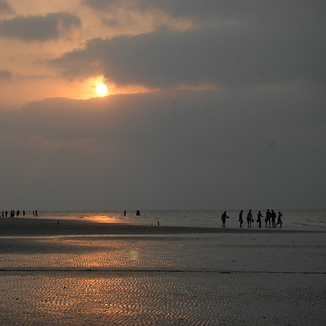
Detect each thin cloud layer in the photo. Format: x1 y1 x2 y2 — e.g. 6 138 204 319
0 12 81 41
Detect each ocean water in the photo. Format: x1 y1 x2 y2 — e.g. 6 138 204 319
26 209 326 230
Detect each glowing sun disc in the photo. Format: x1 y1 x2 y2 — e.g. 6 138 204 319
96 83 108 95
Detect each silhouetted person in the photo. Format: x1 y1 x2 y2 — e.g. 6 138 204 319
271 210 276 227
275 212 283 228
247 210 253 227
239 210 243 227
35 210 38 216
136 210 140 216
221 211 228 228
23 211 25 216
123 210 126 216
257 211 263 228
265 209 271 227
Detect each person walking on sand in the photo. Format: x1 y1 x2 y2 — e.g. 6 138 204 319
275 211 283 228
239 210 244 227
265 209 271 227
271 210 276 227
221 211 228 228
247 210 253 227
257 210 263 228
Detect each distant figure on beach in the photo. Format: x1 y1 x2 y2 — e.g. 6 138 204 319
275 211 283 228
23 211 25 216
257 211 263 228
265 209 271 227
271 210 276 227
35 210 38 216
123 210 126 216
136 210 140 216
221 211 229 228
239 210 243 227
247 210 253 227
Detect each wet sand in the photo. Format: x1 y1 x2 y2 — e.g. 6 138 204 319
0 218 325 325
0 217 323 236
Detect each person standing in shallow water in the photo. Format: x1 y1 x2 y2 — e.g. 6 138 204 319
239 210 243 227
221 211 228 228
257 211 263 228
247 210 253 227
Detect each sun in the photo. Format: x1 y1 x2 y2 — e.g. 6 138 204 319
96 83 108 95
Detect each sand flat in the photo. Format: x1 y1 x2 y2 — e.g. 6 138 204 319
0 217 325 325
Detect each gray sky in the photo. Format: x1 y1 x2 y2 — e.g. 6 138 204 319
0 0 325 210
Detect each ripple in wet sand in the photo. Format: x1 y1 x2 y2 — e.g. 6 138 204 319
0 272 325 325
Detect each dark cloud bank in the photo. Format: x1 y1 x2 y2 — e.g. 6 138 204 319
51 7 326 89
0 86 325 210
82 0 325 22
0 0 15 15
0 12 81 41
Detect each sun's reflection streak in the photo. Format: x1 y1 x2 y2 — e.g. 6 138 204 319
0 234 208 271
12 272 223 324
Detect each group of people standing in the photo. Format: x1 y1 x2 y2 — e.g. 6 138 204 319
221 210 283 228
1 210 38 218
1 210 25 218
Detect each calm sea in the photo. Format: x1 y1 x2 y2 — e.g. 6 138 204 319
25 209 326 230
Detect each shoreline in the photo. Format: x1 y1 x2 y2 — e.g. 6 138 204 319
0 217 324 236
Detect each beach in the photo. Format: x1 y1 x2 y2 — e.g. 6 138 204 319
0 217 325 325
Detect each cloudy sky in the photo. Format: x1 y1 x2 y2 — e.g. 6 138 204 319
0 0 325 211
